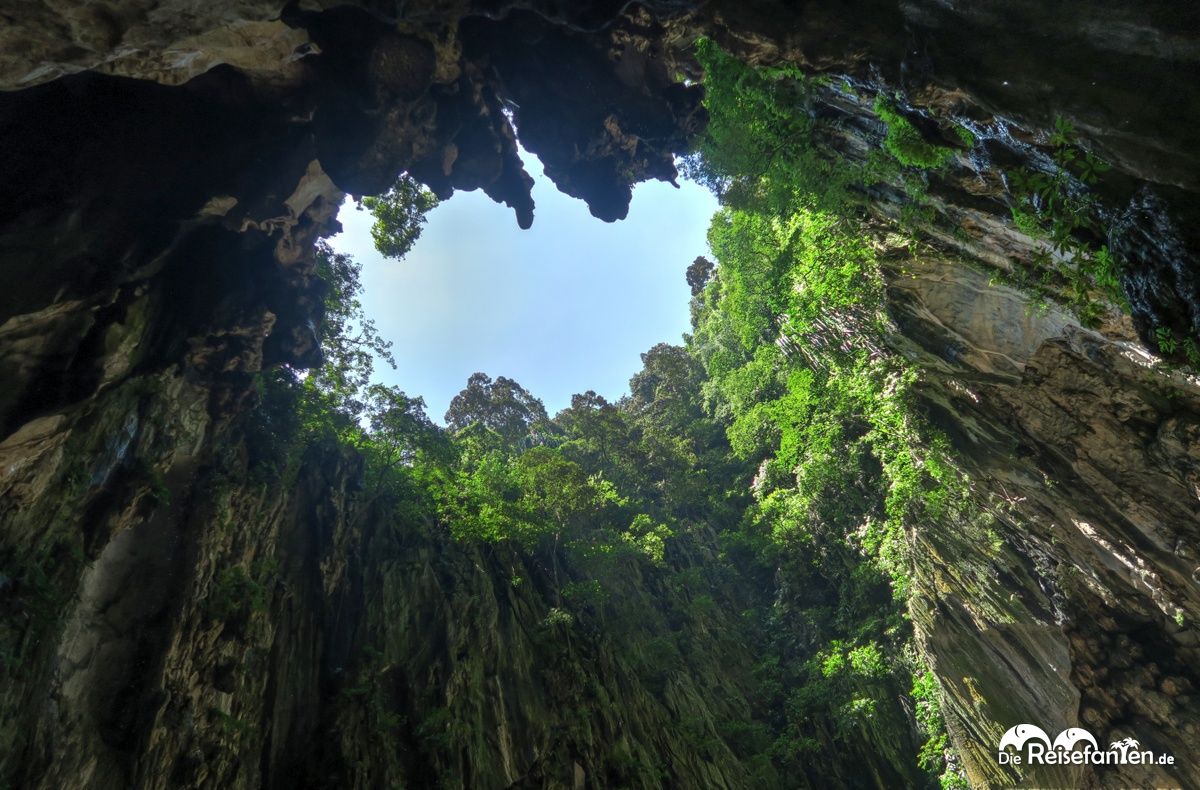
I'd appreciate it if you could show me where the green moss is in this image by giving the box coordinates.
[135,458,171,504]
[561,579,606,608]
[1001,116,1147,336]
[542,607,575,629]
[874,96,956,170]
[202,563,272,623]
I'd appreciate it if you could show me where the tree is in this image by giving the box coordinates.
[309,242,395,412]
[686,255,715,296]
[445,373,549,445]
[358,173,440,260]
[511,447,623,599]
[626,343,706,430]
[359,385,448,498]
[556,391,627,454]
[261,242,396,447]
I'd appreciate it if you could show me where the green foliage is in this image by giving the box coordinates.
[686,255,716,296]
[202,563,273,623]
[606,738,667,784]
[623,514,672,566]
[1149,328,1200,368]
[235,38,991,787]
[542,607,575,629]
[848,643,888,677]
[1156,325,1179,355]
[561,579,607,608]
[434,424,681,606]
[138,460,172,505]
[246,240,449,521]
[685,39,974,785]
[357,386,447,499]
[440,445,615,548]
[209,708,252,739]
[0,551,75,684]
[680,714,723,758]
[302,242,398,428]
[247,242,400,476]
[873,97,955,170]
[341,645,406,732]
[686,593,717,619]
[429,348,734,613]
[630,634,683,688]
[1006,116,1122,323]
[681,39,853,213]
[694,199,958,601]
[911,670,969,788]
[1184,338,1200,368]
[444,372,549,445]
[415,706,459,751]
[358,174,439,260]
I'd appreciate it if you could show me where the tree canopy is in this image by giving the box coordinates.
[444,372,549,444]
[358,173,440,260]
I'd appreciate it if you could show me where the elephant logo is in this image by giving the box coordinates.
[998,724,1052,752]
[1052,727,1099,751]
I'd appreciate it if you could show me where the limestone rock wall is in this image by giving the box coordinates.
[2,1,1199,788]
[765,57,1200,785]
[889,254,1200,788]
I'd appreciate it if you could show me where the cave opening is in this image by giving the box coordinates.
[328,149,717,420]
[1,3,1199,789]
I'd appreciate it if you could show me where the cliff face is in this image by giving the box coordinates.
[775,52,1200,787]
[891,253,1200,788]
[1,1,1199,789]
[1,393,764,788]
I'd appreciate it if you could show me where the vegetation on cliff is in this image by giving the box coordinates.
[2,2,1198,787]
[230,38,1009,787]
[228,33,1197,789]
[13,30,1170,787]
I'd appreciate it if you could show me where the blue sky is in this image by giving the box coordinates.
[329,152,717,422]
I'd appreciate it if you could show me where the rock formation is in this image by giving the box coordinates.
[1,1,1197,788]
